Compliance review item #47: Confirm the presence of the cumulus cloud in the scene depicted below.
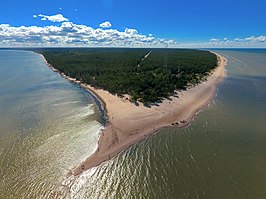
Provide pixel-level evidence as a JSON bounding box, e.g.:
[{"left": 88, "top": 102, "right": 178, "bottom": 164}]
[
  {"left": 176, "top": 36, "right": 266, "bottom": 48},
  {"left": 0, "top": 22, "right": 178, "bottom": 47},
  {"left": 244, "top": 36, "right": 266, "bottom": 42},
  {"left": 210, "top": 38, "right": 220, "bottom": 42},
  {"left": 34, "top": 14, "right": 69, "bottom": 23},
  {"left": 99, "top": 21, "right": 112, "bottom": 28},
  {"left": 125, "top": 28, "right": 138, "bottom": 35},
  {"left": 206, "top": 35, "right": 266, "bottom": 48},
  {"left": 5, "top": 14, "right": 265, "bottom": 48}
]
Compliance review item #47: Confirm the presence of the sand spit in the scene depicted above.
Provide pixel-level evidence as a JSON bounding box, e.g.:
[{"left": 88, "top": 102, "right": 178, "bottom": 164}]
[{"left": 40, "top": 52, "right": 227, "bottom": 176}]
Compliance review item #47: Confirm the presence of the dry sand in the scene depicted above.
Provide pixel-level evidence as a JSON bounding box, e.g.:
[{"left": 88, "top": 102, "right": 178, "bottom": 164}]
[{"left": 41, "top": 52, "right": 227, "bottom": 176}]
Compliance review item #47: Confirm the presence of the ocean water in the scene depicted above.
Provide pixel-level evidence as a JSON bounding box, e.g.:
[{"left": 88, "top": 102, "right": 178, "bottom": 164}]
[{"left": 0, "top": 49, "right": 266, "bottom": 199}]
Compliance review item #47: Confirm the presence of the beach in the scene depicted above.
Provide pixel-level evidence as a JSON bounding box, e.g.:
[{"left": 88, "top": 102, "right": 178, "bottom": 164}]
[{"left": 41, "top": 52, "right": 227, "bottom": 176}]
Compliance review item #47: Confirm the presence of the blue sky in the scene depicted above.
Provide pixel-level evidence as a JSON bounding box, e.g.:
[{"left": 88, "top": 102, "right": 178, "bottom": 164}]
[{"left": 0, "top": 0, "right": 265, "bottom": 47}]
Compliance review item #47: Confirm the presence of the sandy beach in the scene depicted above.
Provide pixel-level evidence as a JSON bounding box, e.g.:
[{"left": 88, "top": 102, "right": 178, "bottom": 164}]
[{"left": 41, "top": 52, "right": 227, "bottom": 176}]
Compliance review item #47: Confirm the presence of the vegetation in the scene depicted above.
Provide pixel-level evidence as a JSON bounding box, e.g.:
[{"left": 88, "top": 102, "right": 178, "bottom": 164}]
[{"left": 39, "top": 48, "right": 217, "bottom": 104}]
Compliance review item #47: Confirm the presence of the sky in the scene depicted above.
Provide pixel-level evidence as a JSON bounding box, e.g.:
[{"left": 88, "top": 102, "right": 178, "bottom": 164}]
[{"left": 0, "top": 0, "right": 265, "bottom": 48}]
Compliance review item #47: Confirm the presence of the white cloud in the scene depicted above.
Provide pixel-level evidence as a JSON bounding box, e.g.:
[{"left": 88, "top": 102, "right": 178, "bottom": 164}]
[
  {"left": 35, "top": 14, "right": 69, "bottom": 23},
  {"left": 2, "top": 16, "right": 265, "bottom": 48},
  {"left": 206, "top": 35, "right": 266, "bottom": 48},
  {"left": 234, "top": 38, "right": 242, "bottom": 41},
  {"left": 0, "top": 22, "right": 178, "bottom": 47},
  {"left": 176, "top": 36, "right": 266, "bottom": 48},
  {"left": 99, "top": 21, "right": 112, "bottom": 28},
  {"left": 125, "top": 28, "right": 138, "bottom": 35},
  {"left": 210, "top": 38, "right": 220, "bottom": 42},
  {"left": 245, "top": 36, "right": 266, "bottom": 42}
]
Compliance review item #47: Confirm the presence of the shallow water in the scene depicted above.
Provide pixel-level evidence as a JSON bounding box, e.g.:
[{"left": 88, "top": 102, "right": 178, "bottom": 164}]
[
  {"left": 0, "top": 50, "right": 103, "bottom": 198},
  {"left": 0, "top": 49, "right": 266, "bottom": 199}
]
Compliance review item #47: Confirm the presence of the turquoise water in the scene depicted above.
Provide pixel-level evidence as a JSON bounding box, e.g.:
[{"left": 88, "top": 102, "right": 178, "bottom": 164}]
[{"left": 0, "top": 49, "right": 266, "bottom": 198}]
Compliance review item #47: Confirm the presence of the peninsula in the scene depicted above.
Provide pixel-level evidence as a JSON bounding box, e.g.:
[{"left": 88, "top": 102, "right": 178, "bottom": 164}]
[{"left": 40, "top": 48, "right": 226, "bottom": 176}]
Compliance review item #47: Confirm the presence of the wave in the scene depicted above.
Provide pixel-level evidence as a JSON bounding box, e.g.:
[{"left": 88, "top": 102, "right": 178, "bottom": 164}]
[
  {"left": 71, "top": 104, "right": 95, "bottom": 119},
  {"left": 53, "top": 100, "right": 82, "bottom": 106}
]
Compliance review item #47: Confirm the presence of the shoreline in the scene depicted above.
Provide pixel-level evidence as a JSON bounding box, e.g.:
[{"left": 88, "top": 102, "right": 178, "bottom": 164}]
[
  {"left": 40, "top": 52, "right": 227, "bottom": 176},
  {"left": 40, "top": 53, "right": 108, "bottom": 124}
]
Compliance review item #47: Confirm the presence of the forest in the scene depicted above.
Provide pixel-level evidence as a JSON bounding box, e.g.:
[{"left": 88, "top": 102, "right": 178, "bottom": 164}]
[{"left": 39, "top": 48, "right": 217, "bottom": 104}]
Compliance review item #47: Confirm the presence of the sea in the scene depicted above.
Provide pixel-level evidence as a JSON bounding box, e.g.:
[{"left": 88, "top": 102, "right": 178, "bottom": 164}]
[{"left": 0, "top": 49, "right": 265, "bottom": 199}]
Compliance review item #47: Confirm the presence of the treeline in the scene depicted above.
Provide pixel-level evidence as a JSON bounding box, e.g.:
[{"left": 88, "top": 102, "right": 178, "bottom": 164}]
[{"left": 40, "top": 48, "right": 217, "bottom": 104}]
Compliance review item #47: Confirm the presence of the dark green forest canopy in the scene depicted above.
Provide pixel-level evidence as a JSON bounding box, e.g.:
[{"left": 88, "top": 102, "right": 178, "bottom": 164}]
[{"left": 40, "top": 48, "right": 217, "bottom": 103}]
